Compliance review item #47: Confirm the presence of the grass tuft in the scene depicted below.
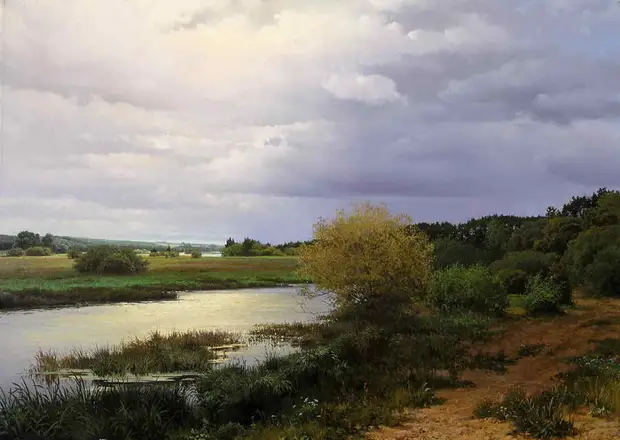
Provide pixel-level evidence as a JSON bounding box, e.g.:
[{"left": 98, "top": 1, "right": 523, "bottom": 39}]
[{"left": 474, "top": 386, "right": 575, "bottom": 439}]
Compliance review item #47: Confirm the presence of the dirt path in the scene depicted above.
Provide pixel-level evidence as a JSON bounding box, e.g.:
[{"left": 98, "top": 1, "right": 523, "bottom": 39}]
[{"left": 369, "top": 297, "right": 620, "bottom": 440}]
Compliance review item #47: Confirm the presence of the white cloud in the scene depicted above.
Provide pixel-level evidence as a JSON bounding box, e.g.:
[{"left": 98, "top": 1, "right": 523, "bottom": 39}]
[{"left": 322, "top": 73, "right": 406, "bottom": 105}]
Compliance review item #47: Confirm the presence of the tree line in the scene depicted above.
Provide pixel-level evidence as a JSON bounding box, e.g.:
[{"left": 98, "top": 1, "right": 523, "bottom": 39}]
[
  {"left": 221, "top": 237, "right": 315, "bottom": 257},
  {"left": 418, "top": 187, "right": 620, "bottom": 299}
]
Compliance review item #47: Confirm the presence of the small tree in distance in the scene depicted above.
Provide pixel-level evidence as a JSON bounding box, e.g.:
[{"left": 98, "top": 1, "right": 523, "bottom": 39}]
[
  {"left": 74, "top": 245, "right": 149, "bottom": 275},
  {"left": 67, "top": 248, "right": 82, "bottom": 259},
  {"left": 297, "top": 202, "right": 434, "bottom": 323}
]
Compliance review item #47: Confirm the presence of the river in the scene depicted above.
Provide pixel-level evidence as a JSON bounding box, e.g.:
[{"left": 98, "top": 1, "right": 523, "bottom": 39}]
[{"left": 0, "top": 286, "right": 330, "bottom": 391}]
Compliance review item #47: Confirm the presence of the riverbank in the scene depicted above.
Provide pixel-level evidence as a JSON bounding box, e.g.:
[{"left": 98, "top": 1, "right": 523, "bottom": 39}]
[{"left": 0, "top": 255, "right": 304, "bottom": 310}]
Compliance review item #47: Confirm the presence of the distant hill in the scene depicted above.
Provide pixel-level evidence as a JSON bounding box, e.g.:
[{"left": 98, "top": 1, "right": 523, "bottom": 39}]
[{"left": 0, "top": 234, "right": 223, "bottom": 252}]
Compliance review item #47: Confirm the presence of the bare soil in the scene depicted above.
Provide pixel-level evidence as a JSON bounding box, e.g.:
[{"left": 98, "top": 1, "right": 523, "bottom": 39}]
[{"left": 369, "top": 296, "right": 620, "bottom": 440}]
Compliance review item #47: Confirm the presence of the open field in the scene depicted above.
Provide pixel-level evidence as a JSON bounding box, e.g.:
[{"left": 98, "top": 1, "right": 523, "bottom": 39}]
[{"left": 0, "top": 255, "right": 303, "bottom": 310}]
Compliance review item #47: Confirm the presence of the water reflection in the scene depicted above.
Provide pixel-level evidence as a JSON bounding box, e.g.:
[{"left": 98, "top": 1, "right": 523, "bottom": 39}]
[{"left": 0, "top": 287, "right": 330, "bottom": 391}]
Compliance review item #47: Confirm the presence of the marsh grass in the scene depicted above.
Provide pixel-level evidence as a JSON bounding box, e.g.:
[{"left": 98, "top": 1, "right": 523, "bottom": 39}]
[
  {"left": 0, "top": 255, "right": 304, "bottom": 310},
  {"left": 249, "top": 321, "right": 332, "bottom": 348},
  {"left": 0, "top": 378, "right": 196, "bottom": 440},
  {"left": 32, "top": 330, "right": 242, "bottom": 377}
]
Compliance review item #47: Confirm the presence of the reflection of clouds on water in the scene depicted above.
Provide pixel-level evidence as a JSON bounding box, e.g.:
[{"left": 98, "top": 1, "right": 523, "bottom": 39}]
[{"left": 0, "top": 287, "right": 330, "bottom": 391}]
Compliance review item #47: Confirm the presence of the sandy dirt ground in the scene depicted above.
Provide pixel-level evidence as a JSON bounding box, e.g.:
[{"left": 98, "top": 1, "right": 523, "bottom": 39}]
[{"left": 369, "top": 296, "right": 620, "bottom": 440}]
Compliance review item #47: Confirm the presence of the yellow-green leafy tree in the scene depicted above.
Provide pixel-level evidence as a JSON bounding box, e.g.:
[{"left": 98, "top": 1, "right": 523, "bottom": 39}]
[{"left": 297, "top": 202, "right": 434, "bottom": 322}]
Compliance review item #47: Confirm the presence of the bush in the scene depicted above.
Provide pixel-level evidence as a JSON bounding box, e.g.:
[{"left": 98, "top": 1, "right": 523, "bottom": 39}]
[
  {"left": 427, "top": 265, "right": 508, "bottom": 317},
  {"left": 24, "top": 246, "right": 53, "bottom": 256},
  {"left": 506, "top": 219, "right": 548, "bottom": 252},
  {"left": 524, "top": 275, "right": 563, "bottom": 316},
  {"left": 496, "top": 263, "right": 572, "bottom": 304},
  {"left": 496, "top": 268, "right": 529, "bottom": 295},
  {"left": 297, "top": 202, "right": 434, "bottom": 324},
  {"left": 74, "top": 245, "right": 149, "bottom": 275},
  {"left": 534, "top": 217, "right": 583, "bottom": 255},
  {"left": 191, "top": 249, "right": 202, "bottom": 258},
  {"left": 490, "top": 251, "right": 557, "bottom": 295},
  {"left": 67, "top": 248, "right": 82, "bottom": 259},
  {"left": 433, "top": 238, "right": 499, "bottom": 269},
  {"left": 548, "top": 262, "right": 573, "bottom": 305},
  {"left": 582, "top": 246, "right": 620, "bottom": 298},
  {"left": 562, "top": 225, "right": 620, "bottom": 291},
  {"left": 5, "top": 247, "right": 25, "bottom": 257}
]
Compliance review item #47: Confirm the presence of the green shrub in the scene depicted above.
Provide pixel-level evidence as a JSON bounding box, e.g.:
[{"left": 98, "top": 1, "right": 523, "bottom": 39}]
[
  {"left": 191, "top": 249, "right": 202, "bottom": 258},
  {"left": 74, "top": 245, "right": 149, "bottom": 275},
  {"left": 490, "top": 251, "right": 557, "bottom": 279},
  {"left": 427, "top": 265, "right": 508, "bottom": 316},
  {"left": 506, "top": 219, "right": 548, "bottom": 252},
  {"left": 433, "top": 238, "right": 499, "bottom": 269},
  {"left": 581, "top": 246, "right": 620, "bottom": 297},
  {"left": 548, "top": 262, "right": 573, "bottom": 305},
  {"left": 23, "top": 246, "right": 53, "bottom": 256},
  {"left": 524, "top": 275, "right": 563, "bottom": 316},
  {"left": 496, "top": 268, "right": 529, "bottom": 295},
  {"left": 5, "top": 247, "right": 25, "bottom": 257},
  {"left": 534, "top": 217, "right": 583, "bottom": 255},
  {"left": 67, "top": 247, "right": 82, "bottom": 259},
  {"left": 562, "top": 225, "right": 620, "bottom": 292}
]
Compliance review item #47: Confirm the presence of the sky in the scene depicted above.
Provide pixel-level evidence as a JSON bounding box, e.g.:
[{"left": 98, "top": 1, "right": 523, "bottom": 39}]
[{"left": 0, "top": 0, "right": 619, "bottom": 244}]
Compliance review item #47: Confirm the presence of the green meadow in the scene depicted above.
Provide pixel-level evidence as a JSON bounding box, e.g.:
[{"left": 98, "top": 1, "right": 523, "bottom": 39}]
[{"left": 0, "top": 255, "right": 303, "bottom": 310}]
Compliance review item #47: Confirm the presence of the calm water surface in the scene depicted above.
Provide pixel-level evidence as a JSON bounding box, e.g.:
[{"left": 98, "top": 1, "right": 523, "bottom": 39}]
[{"left": 0, "top": 287, "right": 330, "bottom": 391}]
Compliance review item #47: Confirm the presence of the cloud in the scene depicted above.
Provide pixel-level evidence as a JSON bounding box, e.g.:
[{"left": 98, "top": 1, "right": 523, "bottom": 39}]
[
  {"left": 0, "top": 0, "right": 619, "bottom": 243},
  {"left": 323, "top": 73, "right": 406, "bottom": 106}
]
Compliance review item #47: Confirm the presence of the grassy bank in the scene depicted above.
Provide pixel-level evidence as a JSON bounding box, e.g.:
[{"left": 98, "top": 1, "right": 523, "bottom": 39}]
[{"left": 0, "top": 255, "right": 303, "bottom": 310}]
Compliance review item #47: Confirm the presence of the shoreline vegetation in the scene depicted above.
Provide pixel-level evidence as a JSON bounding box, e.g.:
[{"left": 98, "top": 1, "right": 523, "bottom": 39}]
[
  {"left": 0, "top": 255, "right": 305, "bottom": 311},
  {"left": 32, "top": 330, "right": 245, "bottom": 380}
]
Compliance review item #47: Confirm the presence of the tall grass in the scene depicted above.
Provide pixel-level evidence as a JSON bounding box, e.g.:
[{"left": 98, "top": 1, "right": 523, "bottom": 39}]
[
  {"left": 249, "top": 321, "right": 332, "bottom": 348},
  {"left": 0, "top": 378, "right": 196, "bottom": 440},
  {"left": 32, "top": 330, "right": 242, "bottom": 377},
  {"left": 474, "top": 386, "right": 575, "bottom": 439}
]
